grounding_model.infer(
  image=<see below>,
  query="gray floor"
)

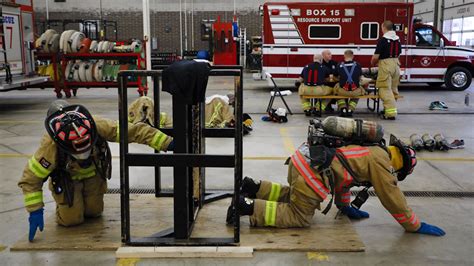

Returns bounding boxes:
[0,74,473,265]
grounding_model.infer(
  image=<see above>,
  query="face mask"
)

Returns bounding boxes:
[72,149,92,160]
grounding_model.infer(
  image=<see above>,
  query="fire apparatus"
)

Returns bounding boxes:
[0,0,47,92]
[260,2,474,90]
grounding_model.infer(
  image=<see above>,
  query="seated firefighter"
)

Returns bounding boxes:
[227,117,445,237]
[334,50,367,117]
[128,96,253,134]
[297,54,333,116]
[19,100,174,241]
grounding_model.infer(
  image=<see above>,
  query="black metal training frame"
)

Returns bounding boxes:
[118,65,243,246]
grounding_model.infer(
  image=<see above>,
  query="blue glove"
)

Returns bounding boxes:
[28,208,44,242]
[340,206,370,219]
[415,222,446,236]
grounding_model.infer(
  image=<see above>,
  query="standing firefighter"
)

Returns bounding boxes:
[371,20,402,120]
[297,54,333,116]
[334,50,366,117]
[19,100,174,241]
[227,117,445,237]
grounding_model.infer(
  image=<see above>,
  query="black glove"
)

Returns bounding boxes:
[295,81,301,88]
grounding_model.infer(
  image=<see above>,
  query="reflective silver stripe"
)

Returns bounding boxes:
[341,149,369,156]
[291,153,329,198]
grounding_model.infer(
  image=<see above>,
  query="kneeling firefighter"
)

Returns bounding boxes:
[19,100,174,241]
[227,116,445,236]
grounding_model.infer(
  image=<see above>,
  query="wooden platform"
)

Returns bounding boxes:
[11,195,365,252]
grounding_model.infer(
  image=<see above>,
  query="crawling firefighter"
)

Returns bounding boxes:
[227,117,445,236]
[19,100,174,242]
[128,95,253,134]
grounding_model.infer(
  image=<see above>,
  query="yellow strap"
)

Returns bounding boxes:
[71,165,96,180]
[28,157,52,178]
[24,191,43,206]
[264,201,277,226]
[268,182,281,202]
[150,132,167,151]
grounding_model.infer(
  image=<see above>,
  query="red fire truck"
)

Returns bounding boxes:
[260,2,474,90]
[0,0,47,92]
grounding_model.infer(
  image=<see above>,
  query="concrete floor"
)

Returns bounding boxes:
[0,74,473,265]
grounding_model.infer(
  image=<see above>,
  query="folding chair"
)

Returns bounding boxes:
[265,72,293,115]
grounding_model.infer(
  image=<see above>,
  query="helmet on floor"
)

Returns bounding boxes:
[45,101,97,156]
[389,134,417,181]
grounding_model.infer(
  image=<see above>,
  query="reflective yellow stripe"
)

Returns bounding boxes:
[337,99,346,106]
[150,132,167,150]
[24,191,43,206]
[264,201,277,226]
[115,121,120,142]
[71,165,96,180]
[268,182,281,202]
[385,108,397,114]
[159,112,167,128]
[28,157,52,178]
[206,103,223,128]
[302,102,311,109]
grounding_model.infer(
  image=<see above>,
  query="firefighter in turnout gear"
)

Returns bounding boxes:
[128,95,253,135]
[19,100,174,242]
[334,50,366,117]
[228,118,445,237]
[371,20,402,120]
[297,54,333,116]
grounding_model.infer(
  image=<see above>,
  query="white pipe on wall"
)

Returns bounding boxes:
[184,0,188,51]
[45,0,49,20]
[179,0,183,56]
[143,0,152,87]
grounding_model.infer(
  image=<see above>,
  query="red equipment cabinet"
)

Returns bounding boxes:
[212,16,237,65]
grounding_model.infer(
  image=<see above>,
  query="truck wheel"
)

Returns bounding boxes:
[445,66,472,91]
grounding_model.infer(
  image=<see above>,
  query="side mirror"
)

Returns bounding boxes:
[440,38,445,48]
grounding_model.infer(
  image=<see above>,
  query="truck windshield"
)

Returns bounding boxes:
[415,27,441,47]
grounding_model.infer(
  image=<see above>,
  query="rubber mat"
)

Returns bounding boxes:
[10,195,364,252]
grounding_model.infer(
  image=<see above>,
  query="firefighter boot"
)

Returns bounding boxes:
[226,196,255,225]
[241,176,261,198]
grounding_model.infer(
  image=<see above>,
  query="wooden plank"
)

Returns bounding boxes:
[192,199,365,252]
[116,246,254,258]
[11,195,364,252]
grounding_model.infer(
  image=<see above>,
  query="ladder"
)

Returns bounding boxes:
[239,27,246,68]
[0,5,12,83]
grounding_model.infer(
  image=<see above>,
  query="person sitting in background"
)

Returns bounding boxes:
[322,50,339,112]
[296,54,333,116]
[334,50,367,117]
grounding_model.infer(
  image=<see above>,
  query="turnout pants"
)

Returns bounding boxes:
[250,162,323,228]
[376,58,400,118]
[334,84,366,111]
[298,84,333,111]
[49,175,107,226]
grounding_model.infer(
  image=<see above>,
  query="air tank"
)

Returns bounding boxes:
[321,116,384,143]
